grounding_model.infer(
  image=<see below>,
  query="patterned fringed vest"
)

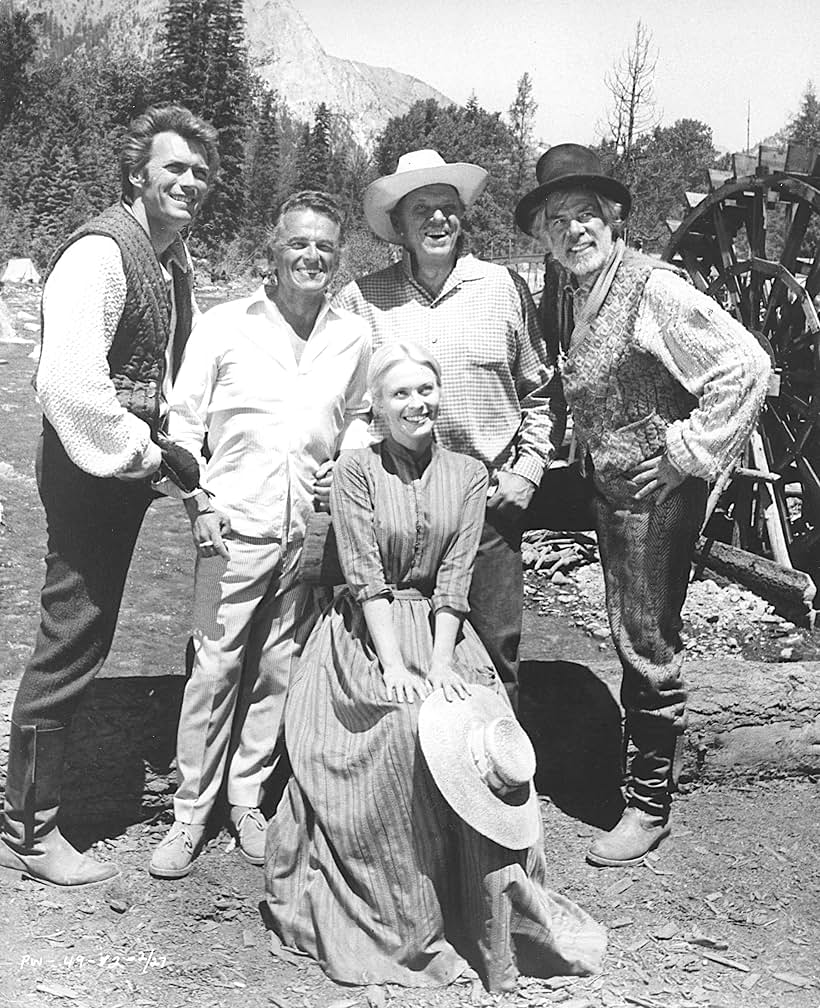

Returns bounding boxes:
[561,250,697,501]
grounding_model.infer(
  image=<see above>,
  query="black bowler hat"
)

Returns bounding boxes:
[514,143,632,236]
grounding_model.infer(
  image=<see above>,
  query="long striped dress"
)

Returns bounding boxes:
[264,439,606,991]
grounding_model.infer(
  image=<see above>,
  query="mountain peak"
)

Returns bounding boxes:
[19,0,455,148]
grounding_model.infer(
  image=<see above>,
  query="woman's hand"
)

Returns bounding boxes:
[382,664,429,704]
[427,663,471,702]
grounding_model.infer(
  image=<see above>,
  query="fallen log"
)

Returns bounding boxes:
[694,538,816,628]
[519,657,820,798]
[1,655,819,830]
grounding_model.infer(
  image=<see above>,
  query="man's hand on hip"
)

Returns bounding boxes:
[631,453,687,504]
[313,459,335,513]
[115,441,162,482]
[486,470,536,519]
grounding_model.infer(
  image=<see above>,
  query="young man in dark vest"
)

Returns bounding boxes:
[0,105,219,887]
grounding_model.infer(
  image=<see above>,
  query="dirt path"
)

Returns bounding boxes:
[1,284,818,1008]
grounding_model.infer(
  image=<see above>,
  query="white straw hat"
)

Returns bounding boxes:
[418,685,540,850]
[363,149,489,244]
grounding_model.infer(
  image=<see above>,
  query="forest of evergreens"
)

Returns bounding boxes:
[0,1,817,277]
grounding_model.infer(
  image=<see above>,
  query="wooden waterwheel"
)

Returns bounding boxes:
[663,144,820,600]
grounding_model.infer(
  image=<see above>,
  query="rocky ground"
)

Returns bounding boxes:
[0,282,818,1008]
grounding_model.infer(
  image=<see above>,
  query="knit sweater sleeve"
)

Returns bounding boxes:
[636,269,771,480]
[37,235,154,478]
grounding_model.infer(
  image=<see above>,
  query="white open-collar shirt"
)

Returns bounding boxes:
[166,285,371,545]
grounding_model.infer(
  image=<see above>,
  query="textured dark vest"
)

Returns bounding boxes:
[561,250,697,500]
[44,202,194,434]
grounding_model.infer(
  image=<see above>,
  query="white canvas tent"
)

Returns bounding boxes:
[1,258,40,283]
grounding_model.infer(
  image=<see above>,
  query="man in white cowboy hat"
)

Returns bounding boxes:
[336,150,565,707]
[516,144,771,867]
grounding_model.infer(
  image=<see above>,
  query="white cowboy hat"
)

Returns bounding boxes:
[418,684,540,850]
[363,149,489,244]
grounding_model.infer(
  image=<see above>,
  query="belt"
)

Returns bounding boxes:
[388,586,433,600]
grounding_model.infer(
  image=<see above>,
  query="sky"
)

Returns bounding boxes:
[293,0,819,154]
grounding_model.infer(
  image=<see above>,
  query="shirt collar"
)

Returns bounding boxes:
[121,200,190,273]
[246,283,335,328]
[399,251,485,299]
[380,433,437,470]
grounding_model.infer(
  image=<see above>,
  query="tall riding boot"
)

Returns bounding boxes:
[0,721,119,886]
[586,720,677,868]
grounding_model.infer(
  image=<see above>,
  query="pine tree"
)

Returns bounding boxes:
[0,45,157,264]
[0,9,41,129]
[373,98,520,256]
[785,81,820,149]
[244,88,281,245]
[294,121,313,191]
[155,0,251,249]
[299,102,332,191]
[508,72,537,200]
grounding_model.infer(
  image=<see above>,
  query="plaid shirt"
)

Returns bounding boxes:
[335,253,565,485]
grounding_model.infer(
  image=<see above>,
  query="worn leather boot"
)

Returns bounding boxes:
[586,806,670,867]
[586,722,676,868]
[0,721,119,887]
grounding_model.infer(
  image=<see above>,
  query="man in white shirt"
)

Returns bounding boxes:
[149,190,371,878]
[0,105,218,888]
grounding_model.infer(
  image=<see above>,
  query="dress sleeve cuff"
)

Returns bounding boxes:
[432,594,469,616]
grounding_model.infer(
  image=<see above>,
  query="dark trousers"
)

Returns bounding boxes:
[11,425,154,729]
[467,512,523,690]
[468,464,599,691]
[523,463,706,731]
[593,478,707,735]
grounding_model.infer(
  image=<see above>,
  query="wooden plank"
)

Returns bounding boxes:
[758,146,787,174]
[785,143,814,173]
[708,168,732,191]
[665,217,682,233]
[732,152,758,177]
[685,190,707,208]
[750,429,792,566]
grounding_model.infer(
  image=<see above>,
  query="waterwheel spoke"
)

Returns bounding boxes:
[765,399,819,467]
[680,249,711,293]
[764,405,820,519]
[806,245,820,301]
[746,190,767,327]
[663,161,820,574]
[712,203,748,326]
[762,200,812,343]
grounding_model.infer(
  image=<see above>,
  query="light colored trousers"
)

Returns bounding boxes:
[173,534,322,825]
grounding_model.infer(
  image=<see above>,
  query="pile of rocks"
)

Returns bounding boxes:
[532,554,813,662]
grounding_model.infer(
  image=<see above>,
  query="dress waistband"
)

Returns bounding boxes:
[388,586,433,600]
